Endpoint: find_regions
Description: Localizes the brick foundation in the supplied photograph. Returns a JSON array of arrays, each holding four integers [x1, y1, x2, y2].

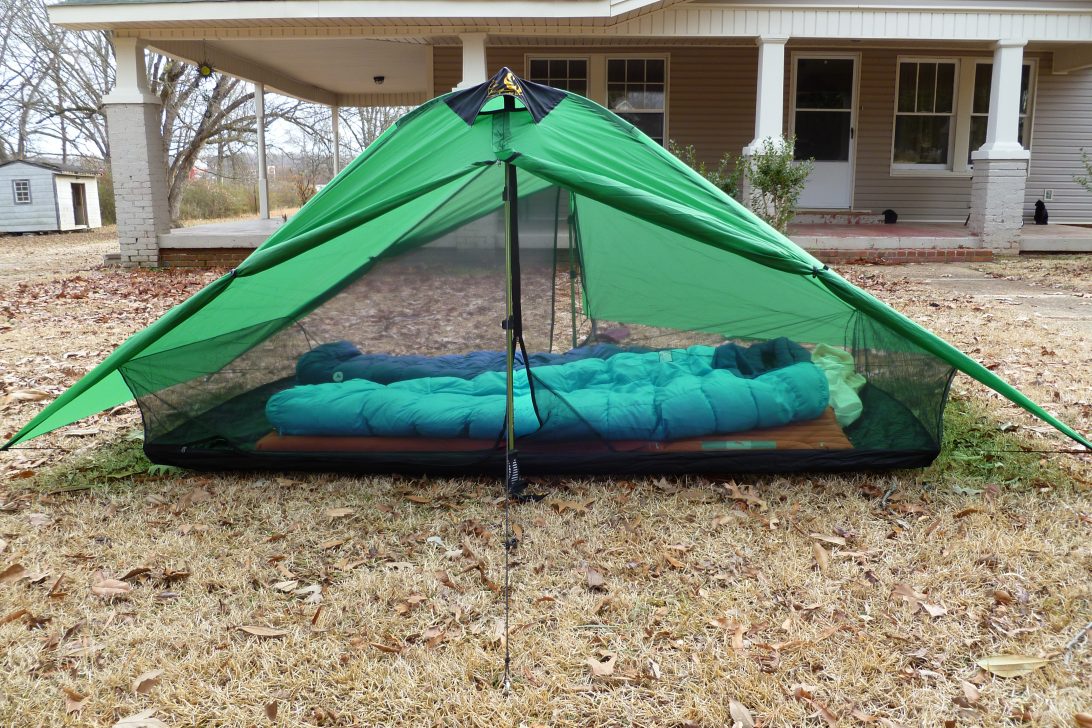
[[159, 248, 252, 268], [815, 247, 994, 265]]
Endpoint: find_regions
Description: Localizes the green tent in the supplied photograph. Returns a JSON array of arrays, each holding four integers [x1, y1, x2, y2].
[[4, 69, 1088, 474]]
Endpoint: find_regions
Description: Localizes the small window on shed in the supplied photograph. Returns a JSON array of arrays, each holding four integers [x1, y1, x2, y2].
[[13, 179, 31, 205]]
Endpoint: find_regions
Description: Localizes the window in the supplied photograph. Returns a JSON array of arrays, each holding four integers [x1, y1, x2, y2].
[[894, 61, 957, 167], [527, 58, 588, 96], [526, 55, 669, 145], [969, 62, 1032, 163], [607, 58, 666, 144], [12, 179, 31, 205]]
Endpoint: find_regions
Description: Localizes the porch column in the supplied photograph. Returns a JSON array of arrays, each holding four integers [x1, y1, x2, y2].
[[455, 33, 488, 89], [103, 36, 171, 267], [969, 39, 1030, 252], [740, 35, 788, 208], [331, 105, 341, 176], [255, 83, 269, 219], [745, 35, 788, 154]]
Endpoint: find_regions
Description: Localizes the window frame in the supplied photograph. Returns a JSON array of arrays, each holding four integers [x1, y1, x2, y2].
[[12, 179, 31, 205], [890, 57, 961, 173], [524, 53, 670, 144]]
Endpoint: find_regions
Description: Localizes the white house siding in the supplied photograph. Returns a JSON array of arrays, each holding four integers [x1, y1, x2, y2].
[[0, 162, 60, 233], [1024, 61, 1092, 224]]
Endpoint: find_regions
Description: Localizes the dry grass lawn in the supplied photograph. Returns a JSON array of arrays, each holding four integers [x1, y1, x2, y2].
[[0, 234, 1090, 727]]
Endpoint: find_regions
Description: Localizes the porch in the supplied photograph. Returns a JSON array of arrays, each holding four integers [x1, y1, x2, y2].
[[144, 217, 1092, 269]]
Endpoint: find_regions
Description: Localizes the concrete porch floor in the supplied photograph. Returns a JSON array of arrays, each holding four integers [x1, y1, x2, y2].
[[155, 217, 1092, 257], [158, 216, 287, 249]]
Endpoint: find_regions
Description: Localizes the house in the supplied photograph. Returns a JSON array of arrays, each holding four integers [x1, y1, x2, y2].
[[0, 160, 102, 234], [46, 0, 1092, 267]]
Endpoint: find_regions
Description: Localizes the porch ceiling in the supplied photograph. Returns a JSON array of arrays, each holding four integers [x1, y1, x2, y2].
[[151, 37, 433, 104]]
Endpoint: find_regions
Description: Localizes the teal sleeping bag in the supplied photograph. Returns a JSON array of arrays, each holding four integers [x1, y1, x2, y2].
[[266, 346, 830, 441]]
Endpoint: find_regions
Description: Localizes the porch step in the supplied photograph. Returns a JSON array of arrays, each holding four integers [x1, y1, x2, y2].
[[1018, 223, 1092, 253], [816, 248, 994, 265], [793, 209, 882, 225]]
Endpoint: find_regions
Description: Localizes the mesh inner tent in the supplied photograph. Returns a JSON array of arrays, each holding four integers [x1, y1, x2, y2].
[[128, 163, 956, 475]]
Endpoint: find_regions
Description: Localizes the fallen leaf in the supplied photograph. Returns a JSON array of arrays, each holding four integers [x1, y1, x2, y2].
[[792, 684, 838, 727], [954, 507, 982, 519], [586, 653, 616, 677], [318, 538, 346, 550], [113, 708, 170, 727], [975, 654, 1052, 678], [586, 568, 606, 590], [960, 680, 980, 706], [729, 699, 756, 728], [1074, 712, 1092, 727], [810, 533, 847, 547], [27, 513, 51, 527], [132, 669, 163, 694], [325, 507, 354, 519], [0, 563, 27, 584], [370, 641, 403, 654], [0, 608, 28, 625], [62, 687, 87, 716], [272, 580, 299, 593], [921, 602, 948, 618], [265, 702, 278, 720], [238, 625, 289, 638], [7, 388, 50, 402], [812, 542, 830, 574], [663, 552, 685, 569], [91, 579, 132, 599]]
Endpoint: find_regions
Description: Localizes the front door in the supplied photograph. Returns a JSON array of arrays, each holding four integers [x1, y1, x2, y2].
[[791, 55, 857, 209], [71, 183, 88, 226]]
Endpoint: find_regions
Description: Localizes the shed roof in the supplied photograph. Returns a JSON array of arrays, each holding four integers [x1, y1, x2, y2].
[[0, 159, 99, 177]]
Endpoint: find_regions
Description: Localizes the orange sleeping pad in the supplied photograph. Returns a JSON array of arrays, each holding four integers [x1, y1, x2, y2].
[[255, 407, 852, 454]]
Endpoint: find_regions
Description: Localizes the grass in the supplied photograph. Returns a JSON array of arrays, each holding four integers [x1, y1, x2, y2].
[[2, 405, 1089, 727]]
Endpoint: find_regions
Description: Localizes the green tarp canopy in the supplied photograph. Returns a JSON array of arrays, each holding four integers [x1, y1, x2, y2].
[[4, 68, 1089, 461]]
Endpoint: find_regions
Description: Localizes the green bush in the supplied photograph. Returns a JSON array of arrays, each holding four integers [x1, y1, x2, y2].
[[742, 136, 813, 234], [667, 141, 742, 198], [178, 179, 256, 221], [97, 172, 116, 225]]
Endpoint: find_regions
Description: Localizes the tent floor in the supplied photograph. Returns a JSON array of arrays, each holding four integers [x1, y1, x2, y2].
[[141, 380, 942, 475]]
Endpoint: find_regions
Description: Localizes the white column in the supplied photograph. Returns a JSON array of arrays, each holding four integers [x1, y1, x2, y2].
[[255, 83, 269, 219], [455, 33, 488, 89], [103, 36, 170, 267], [745, 35, 789, 155], [969, 40, 1030, 251], [973, 40, 1030, 160], [105, 37, 159, 105], [331, 105, 341, 175]]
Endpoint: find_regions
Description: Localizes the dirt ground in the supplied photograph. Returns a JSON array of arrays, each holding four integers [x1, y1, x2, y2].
[[0, 233, 1089, 727]]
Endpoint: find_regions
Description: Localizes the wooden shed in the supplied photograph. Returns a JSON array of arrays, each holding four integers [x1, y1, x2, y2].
[[0, 160, 102, 234]]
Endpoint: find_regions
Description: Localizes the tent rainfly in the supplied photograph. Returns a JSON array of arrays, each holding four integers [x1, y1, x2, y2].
[[4, 69, 1089, 476]]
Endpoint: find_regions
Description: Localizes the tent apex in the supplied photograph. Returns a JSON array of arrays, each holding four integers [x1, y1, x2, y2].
[[445, 67, 567, 126]]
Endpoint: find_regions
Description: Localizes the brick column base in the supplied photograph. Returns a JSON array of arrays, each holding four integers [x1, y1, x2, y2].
[[105, 103, 171, 268], [968, 156, 1028, 255]]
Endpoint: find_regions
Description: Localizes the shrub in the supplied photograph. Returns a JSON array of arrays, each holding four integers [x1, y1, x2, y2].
[[97, 171, 116, 225], [1075, 148, 1092, 193], [667, 141, 742, 198], [178, 179, 256, 221], [741, 136, 814, 234]]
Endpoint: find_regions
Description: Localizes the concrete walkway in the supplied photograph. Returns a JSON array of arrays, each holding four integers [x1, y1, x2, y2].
[[893, 262, 1092, 338]]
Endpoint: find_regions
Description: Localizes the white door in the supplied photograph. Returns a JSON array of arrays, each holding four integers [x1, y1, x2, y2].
[[791, 55, 858, 209]]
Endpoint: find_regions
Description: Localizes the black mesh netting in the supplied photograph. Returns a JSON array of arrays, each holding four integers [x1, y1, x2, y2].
[[127, 172, 955, 475]]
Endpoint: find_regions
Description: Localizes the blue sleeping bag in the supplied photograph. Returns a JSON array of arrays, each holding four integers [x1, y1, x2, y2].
[[295, 340, 635, 385], [267, 345, 830, 441]]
